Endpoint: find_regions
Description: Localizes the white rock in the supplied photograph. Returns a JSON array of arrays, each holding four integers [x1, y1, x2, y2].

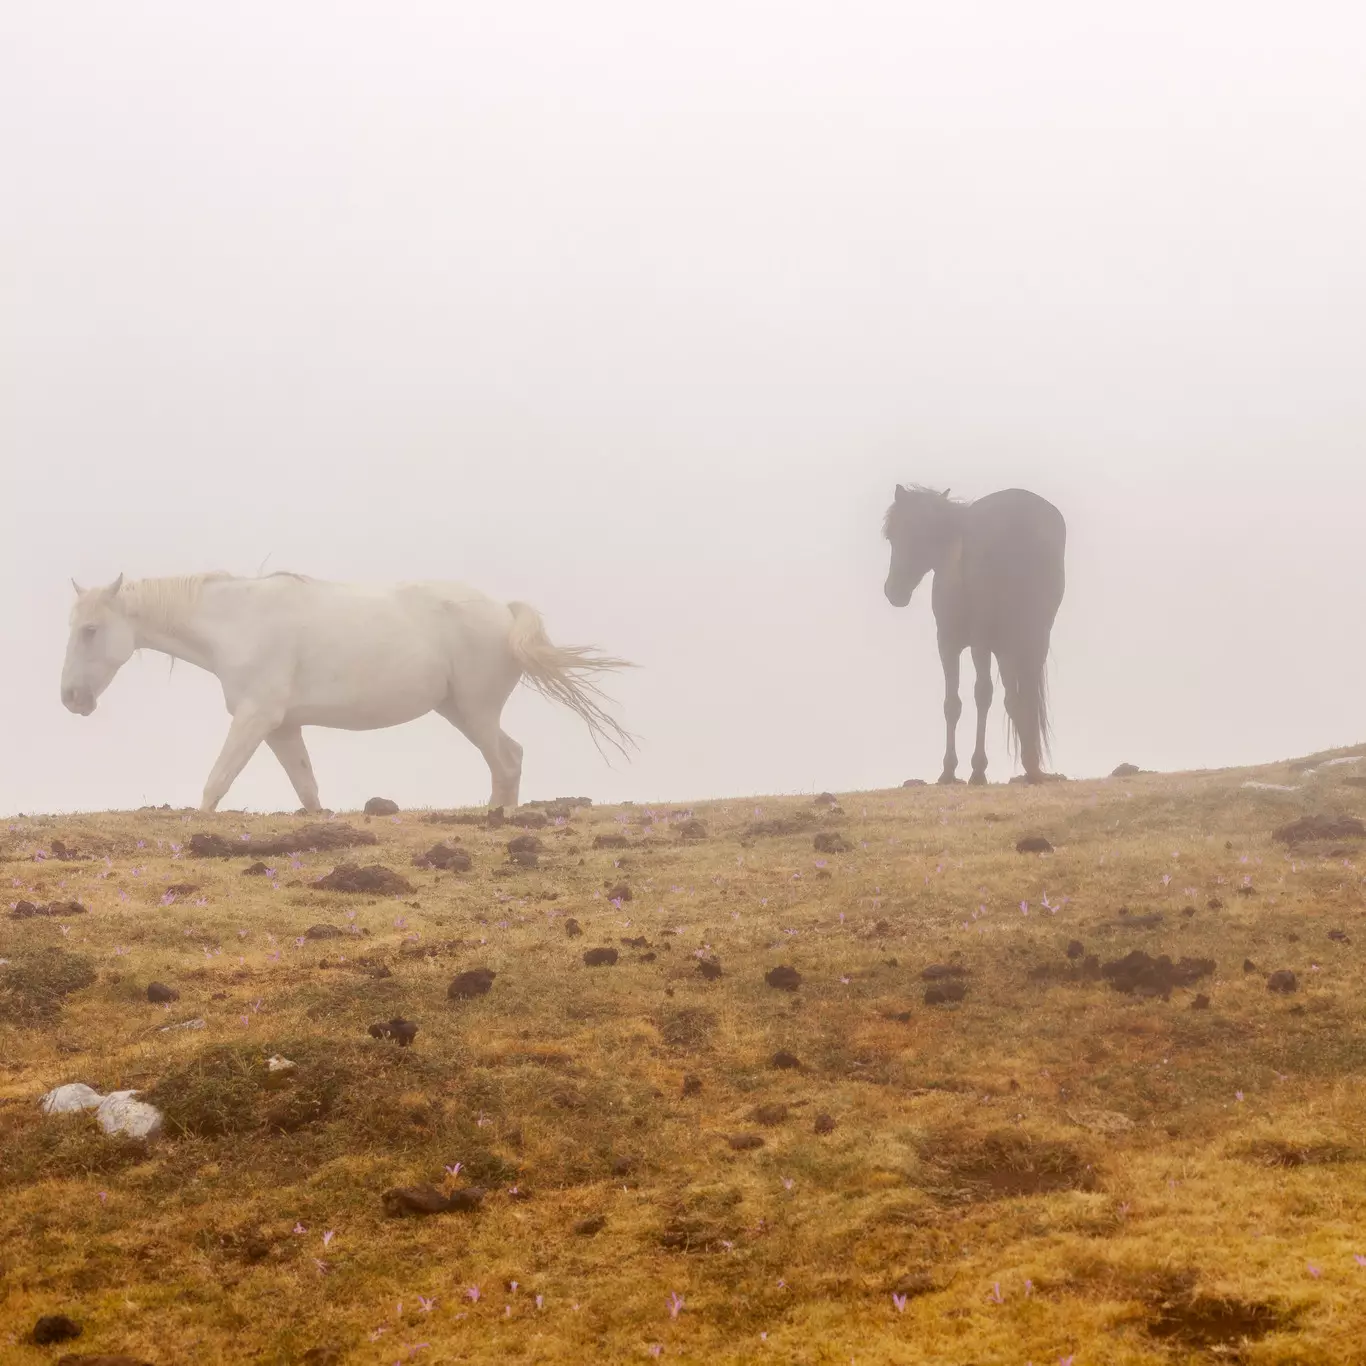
[[158, 1017, 206, 1032], [40, 1082, 104, 1115], [265, 1055, 298, 1090], [1242, 781, 1300, 792], [96, 1090, 165, 1140]]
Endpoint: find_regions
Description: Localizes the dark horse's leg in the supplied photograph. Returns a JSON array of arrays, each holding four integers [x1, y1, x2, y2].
[[1005, 634, 1050, 782], [968, 644, 992, 784], [937, 637, 963, 784]]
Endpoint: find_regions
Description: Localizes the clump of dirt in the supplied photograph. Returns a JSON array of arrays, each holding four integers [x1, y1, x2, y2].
[[412, 842, 472, 872], [682, 1074, 703, 1096], [564, 918, 583, 938], [304, 924, 345, 940], [583, 947, 619, 967], [242, 862, 270, 876], [813, 831, 852, 854], [1140, 1272, 1290, 1352], [0, 947, 97, 1025], [678, 819, 708, 840], [593, 833, 632, 850], [770, 1049, 802, 1070], [47, 838, 90, 861], [1266, 969, 1298, 994], [921, 963, 967, 981], [313, 864, 415, 895], [422, 810, 486, 827], [1101, 950, 1214, 999], [814, 1112, 837, 1135], [190, 824, 377, 858], [1273, 814, 1364, 844], [363, 797, 399, 817], [753, 1103, 789, 1126], [1111, 762, 1143, 777], [660, 1007, 717, 1051], [382, 1185, 485, 1217], [765, 965, 802, 991], [606, 882, 632, 902], [511, 811, 549, 829], [727, 1133, 765, 1151], [10, 898, 87, 919], [147, 981, 179, 1004], [1239, 1138, 1357, 1168], [508, 834, 543, 857], [448, 968, 496, 999], [1016, 835, 1054, 853], [696, 958, 723, 980], [920, 1129, 1096, 1202], [925, 981, 967, 1005]]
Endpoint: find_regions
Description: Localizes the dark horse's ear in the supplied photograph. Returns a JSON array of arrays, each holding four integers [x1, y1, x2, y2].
[[940, 488, 951, 498], [894, 483, 908, 501]]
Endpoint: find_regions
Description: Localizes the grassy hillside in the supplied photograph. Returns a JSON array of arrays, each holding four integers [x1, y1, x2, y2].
[[3, 748, 1365, 1365]]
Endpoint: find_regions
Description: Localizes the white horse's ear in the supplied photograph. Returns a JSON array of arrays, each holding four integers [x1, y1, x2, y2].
[[71, 578, 85, 596], [100, 573, 125, 602]]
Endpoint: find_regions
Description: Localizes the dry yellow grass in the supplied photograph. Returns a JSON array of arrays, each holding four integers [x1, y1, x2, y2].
[[3, 748, 1365, 1365]]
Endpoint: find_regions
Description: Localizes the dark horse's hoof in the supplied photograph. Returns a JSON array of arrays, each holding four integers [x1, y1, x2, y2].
[[936, 773, 964, 786], [968, 772, 988, 786]]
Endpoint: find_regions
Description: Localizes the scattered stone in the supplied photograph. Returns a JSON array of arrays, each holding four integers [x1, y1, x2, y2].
[[1191, 993, 1211, 1010], [727, 1133, 765, 1151], [40, 1083, 103, 1116], [11, 898, 88, 919], [264, 1055, 297, 1091], [1267, 970, 1298, 994], [564, 917, 583, 938], [382, 1185, 485, 1217], [368, 1017, 418, 1046], [593, 833, 631, 849], [48, 839, 88, 861], [157, 1018, 206, 1033], [32, 1316, 83, 1345], [574, 1215, 607, 1236], [902, 778, 928, 787], [1066, 1107, 1136, 1135], [1101, 950, 1214, 999], [1111, 762, 1142, 778], [1066, 940, 1085, 960], [413, 842, 472, 872], [924, 981, 967, 1005], [1273, 814, 1365, 845], [313, 863, 415, 895], [304, 924, 345, 939], [696, 958, 723, 980], [190, 823, 376, 858], [813, 831, 852, 854], [95, 1091, 164, 1140], [620, 935, 649, 948], [754, 1103, 789, 1126], [447, 968, 496, 999], [242, 861, 271, 876], [682, 1074, 702, 1097], [146, 981, 179, 1004], [765, 965, 802, 991], [1243, 958, 1258, 973], [1016, 835, 1054, 854], [507, 834, 544, 857], [364, 797, 400, 816], [510, 810, 549, 829], [1208, 896, 1225, 911], [678, 819, 708, 840], [770, 1049, 802, 1070], [814, 1112, 837, 1135], [583, 947, 619, 967], [606, 882, 633, 903]]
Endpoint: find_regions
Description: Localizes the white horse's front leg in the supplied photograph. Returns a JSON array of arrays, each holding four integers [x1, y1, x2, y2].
[[266, 724, 322, 812], [200, 704, 282, 812]]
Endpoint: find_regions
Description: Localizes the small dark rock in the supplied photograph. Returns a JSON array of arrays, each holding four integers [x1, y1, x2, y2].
[[902, 778, 928, 787], [304, 923, 345, 940], [814, 792, 837, 806], [1208, 896, 1225, 911], [314, 863, 415, 895], [924, 981, 967, 1005], [573, 1215, 607, 1236], [1066, 940, 1085, 960], [813, 831, 852, 854], [678, 819, 708, 840], [364, 797, 400, 817], [1273, 814, 1365, 845], [510, 810, 549, 829], [564, 917, 583, 938], [620, 935, 649, 948], [682, 1074, 702, 1097], [32, 1316, 83, 1345], [727, 1133, 765, 1151], [1267, 969, 1298, 994], [606, 882, 632, 903], [1243, 958, 1258, 974], [1191, 993, 1211, 1010], [507, 834, 543, 857], [583, 947, 619, 967], [593, 833, 631, 849], [1016, 835, 1054, 854], [382, 1184, 485, 1217], [696, 958, 723, 980], [770, 1049, 802, 1070], [413, 842, 472, 872], [1102, 949, 1215, 998], [754, 1103, 789, 1125], [146, 981, 179, 1004], [765, 965, 802, 991], [12, 898, 88, 919], [1111, 762, 1142, 778], [1181, 905, 1197, 918], [369, 1017, 418, 1046], [448, 968, 496, 999], [813, 1112, 837, 1135]]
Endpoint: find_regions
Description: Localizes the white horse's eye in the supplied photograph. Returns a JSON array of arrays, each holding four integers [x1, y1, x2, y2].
[[80, 624, 98, 640]]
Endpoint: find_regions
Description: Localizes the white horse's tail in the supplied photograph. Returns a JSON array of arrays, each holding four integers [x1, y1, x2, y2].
[[506, 602, 637, 759]]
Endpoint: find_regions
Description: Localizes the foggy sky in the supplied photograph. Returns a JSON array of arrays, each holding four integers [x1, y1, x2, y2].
[[4, 2, 1364, 816]]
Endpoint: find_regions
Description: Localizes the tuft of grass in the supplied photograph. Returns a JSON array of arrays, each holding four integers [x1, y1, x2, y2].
[[0, 945, 96, 1025]]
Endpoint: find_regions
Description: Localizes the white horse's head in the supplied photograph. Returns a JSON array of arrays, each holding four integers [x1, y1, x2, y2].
[[61, 575, 132, 715]]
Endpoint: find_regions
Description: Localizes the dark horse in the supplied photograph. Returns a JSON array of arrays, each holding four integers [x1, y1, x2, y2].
[[882, 484, 1066, 784]]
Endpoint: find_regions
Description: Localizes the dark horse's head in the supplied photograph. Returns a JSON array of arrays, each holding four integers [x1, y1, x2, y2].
[[882, 484, 959, 607]]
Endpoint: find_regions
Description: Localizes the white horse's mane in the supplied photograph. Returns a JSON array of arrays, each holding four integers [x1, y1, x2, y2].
[[90, 572, 310, 633]]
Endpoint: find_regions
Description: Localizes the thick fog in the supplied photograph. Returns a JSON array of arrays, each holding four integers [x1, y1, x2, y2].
[[4, 3, 1364, 815]]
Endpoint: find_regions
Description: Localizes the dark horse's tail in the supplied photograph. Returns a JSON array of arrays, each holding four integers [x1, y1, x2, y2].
[[1004, 647, 1052, 763]]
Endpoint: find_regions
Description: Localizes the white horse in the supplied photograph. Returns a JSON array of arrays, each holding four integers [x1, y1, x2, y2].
[[60, 573, 634, 813]]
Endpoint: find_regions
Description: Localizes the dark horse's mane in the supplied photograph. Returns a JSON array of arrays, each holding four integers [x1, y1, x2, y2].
[[881, 485, 964, 540]]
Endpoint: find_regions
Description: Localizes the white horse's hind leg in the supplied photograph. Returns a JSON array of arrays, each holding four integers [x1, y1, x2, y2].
[[436, 699, 522, 809], [266, 724, 322, 812], [200, 703, 282, 811]]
